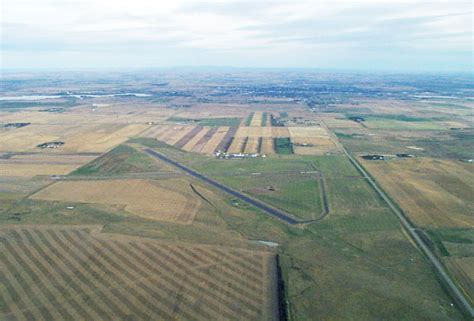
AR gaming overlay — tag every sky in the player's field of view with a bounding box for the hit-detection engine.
[1,0,472,72]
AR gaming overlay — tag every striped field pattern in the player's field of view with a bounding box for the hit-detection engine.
[140,124,339,156]
[0,226,278,321]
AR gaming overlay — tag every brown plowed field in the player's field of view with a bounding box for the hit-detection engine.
[216,127,238,152]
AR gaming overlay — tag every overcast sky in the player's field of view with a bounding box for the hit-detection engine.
[1,0,472,71]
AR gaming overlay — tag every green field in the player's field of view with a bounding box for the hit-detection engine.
[365,119,447,130]
[221,174,322,220]
[367,114,438,122]
[0,99,79,110]
[244,113,254,126]
[71,144,167,176]
[274,137,293,154]
[427,228,474,257]
[126,141,390,222]
[262,112,268,126]
[336,130,474,159]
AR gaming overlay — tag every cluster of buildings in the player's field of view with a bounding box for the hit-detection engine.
[214,151,266,159]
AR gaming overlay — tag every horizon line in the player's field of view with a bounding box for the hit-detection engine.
[1,65,472,75]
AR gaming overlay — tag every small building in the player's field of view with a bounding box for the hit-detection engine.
[4,122,30,128]
[362,154,385,161]
[396,153,414,158]
[348,116,365,123]
[37,141,65,149]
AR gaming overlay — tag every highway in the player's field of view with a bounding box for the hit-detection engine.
[347,150,473,318]
[144,149,314,225]
[320,121,474,319]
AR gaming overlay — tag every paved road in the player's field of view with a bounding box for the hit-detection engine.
[348,151,473,318]
[144,149,312,225]
[320,121,474,318]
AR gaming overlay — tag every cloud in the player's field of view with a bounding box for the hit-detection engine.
[1,0,472,70]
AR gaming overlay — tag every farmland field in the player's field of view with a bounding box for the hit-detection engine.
[274,137,293,154]
[140,122,342,157]
[60,124,150,153]
[243,113,254,126]
[1,71,471,320]
[360,157,474,228]
[71,144,171,176]
[201,127,231,153]
[182,127,212,152]
[160,126,197,146]
[0,124,61,152]
[0,163,82,177]
[30,178,202,223]
[446,257,474,304]
[167,117,242,127]
[288,127,338,155]
[156,126,197,146]
[261,138,275,155]
[0,153,98,177]
[227,136,247,153]
[0,226,278,321]
[0,122,150,153]
[244,137,261,154]
[250,112,263,127]
[241,175,323,220]
[364,119,448,131]
[236,127,271,138]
